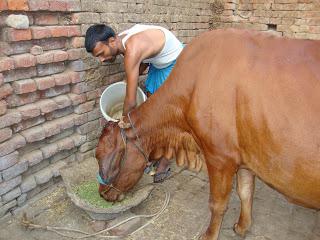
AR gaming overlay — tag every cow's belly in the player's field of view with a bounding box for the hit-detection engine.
[242,146,320,209]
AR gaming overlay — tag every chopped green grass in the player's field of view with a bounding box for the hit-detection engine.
[73,180,119,208]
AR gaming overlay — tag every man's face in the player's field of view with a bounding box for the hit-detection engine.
[92,38,118,63]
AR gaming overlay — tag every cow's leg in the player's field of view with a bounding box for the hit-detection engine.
[201,161,236,240]
[234,168,255,237]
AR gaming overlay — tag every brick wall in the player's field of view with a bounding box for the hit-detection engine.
[214,0,320,39]
[0,0,211,218]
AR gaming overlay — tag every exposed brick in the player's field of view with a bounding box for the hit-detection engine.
[73,113,88,125]
[0,110,22,128]
[71,82,95,94]
[17,193,27,206]
[76,149,94,162]
[70,71,84,83]
[12,54,36,69]
[2,187,21,203]
[52,95,71,109]
[36,38,66,51]
[48,0,67,11]
[2,28,32,42]
[74,100,95,114]
[2,161,28,181]
[0,100,8,116]
[40,143,58,159]
[71,134,86,146]
[37,99,59,114]
[0,176,21,196]
[0,128,12,143]
[3,67,37,83]
[12,116,45,133]
[16,104,40,120]
[71,12,100,24]
[57,137,74,151]
[34,14,59,25]
[67,48,83,60]
[34,76,55,90]
[0,0,8,10]
[0,200,16,217]
[40,85,70,98]
[45,106,73,120]
[21,126,45,143]
[42,121,60,138]
[0,73,3,86]
[51,161,67,177]
[0,57,14,72]
[20,176,36,193]
[6,92,40,107]
[34,168,53,185]
[12,79,37,94]
[70,37,85,48]
[36,51,54,65]
[0,134,26,157]
[76,120,99,134]
[79,140,98,153]
[50,26,81,38]
[37,62,65,77]
[68,93,86,105]
[56,115,74,130]
[7,0,29,10]
[21,150,43,167]
[53,50,68,62]
[0,84,13,100]
[31,27,51,40]
[54,72,71,86]
[66,0,81,11]
[0,151,18,171]
[30,45,43,55]
[28,0,49,10]
[87,108,101,121]
[86,89,100,101]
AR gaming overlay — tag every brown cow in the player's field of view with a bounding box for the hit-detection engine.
[95,29,320,239]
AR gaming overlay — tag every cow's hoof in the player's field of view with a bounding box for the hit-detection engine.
[233,223,247,238]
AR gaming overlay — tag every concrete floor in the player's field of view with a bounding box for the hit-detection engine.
[0,162,319,240]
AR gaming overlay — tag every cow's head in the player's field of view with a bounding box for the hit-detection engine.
[95,121,147,202]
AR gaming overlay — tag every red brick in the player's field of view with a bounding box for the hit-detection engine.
[0,110,22,129]
[52,95,71,109]
[0,57,14,72]
[34,14,58,25]
[41,142,58,158]
[0,100,7,116]
[42,121,61,138]
[0,128,12,143]
[70,37,85,48]
[67,48,83,60]
[49,26,68,38]
[34,76,55,90]
[74,101,95,114]
[68,93,86,105]
[2,28,32,42]
[71,82,94,94]
[86,89,100,100]
[37,62,65,77]
[66,0,80,11]
[21,126,45,143]
[36,51,54,65]
[54,72,71,86]
[48,0,67,11]
[37,99,59,114]
[31,27,51,40]
[0,84,13,100]
[7,0,29,10]
[57,137,74,151]
[6,92,40,107]
[17,103,40,120]
[0,0,8,10]
[3,67,37,83]
[56,115,74,130]
[28,0,49,10]
[12,79,37,94]
[30,45,43,55]
[40,85,70,98]
[12,54,36,69]
[12,115,45,133]
[67,26,82,37]
[73,113,88,125]
[53,50,68,62]
[70,71,83,83]
[0,73,4,86]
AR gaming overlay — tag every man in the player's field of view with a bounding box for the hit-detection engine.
[85,24,184,183]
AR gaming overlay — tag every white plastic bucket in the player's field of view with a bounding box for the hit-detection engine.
[100,82,147,122]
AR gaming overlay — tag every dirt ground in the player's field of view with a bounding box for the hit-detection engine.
[0,161,319,240]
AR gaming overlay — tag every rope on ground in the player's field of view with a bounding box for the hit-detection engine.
[20,185,170,239]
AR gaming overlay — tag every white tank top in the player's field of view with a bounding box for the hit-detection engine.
[119,24,183,69]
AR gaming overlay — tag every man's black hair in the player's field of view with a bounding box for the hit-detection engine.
[85,24,116,53]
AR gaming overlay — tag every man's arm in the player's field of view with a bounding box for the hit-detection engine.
[123,48,142,116]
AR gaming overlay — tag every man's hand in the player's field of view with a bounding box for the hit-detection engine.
[123,97,136,116]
